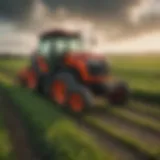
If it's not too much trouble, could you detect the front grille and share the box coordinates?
[87,60,108,76]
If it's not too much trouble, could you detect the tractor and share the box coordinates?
[18,29,130,113]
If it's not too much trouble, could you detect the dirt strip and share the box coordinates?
[0,88,39,160]
[127,105,160,122]
[68,113,149,160]
[94,113,160,149]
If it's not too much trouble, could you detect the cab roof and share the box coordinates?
[40,29,80,39]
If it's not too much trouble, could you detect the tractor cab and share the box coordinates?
[34,29,109,82]
[37,30,85,63]
[35,29,108,77]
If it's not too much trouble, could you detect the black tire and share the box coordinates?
[106,81,130,106]
[67,85,94,114]
[46,72,77,106]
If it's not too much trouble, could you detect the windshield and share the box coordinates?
[39,36,84,56]
[54,37,84,52]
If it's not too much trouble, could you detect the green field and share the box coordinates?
[0,55,160,160]
[109,55,160,104]
[0,105,14,160]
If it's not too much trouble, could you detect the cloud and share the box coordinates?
[44,0,140,25]
[0,0,34,20]
[43,0,160,39]
[0,0,160,40]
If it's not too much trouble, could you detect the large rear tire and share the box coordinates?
[48,72,76,107]
[67,85,94,114]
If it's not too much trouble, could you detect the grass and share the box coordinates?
[0,59,28,72]
[85,116,160,159]
[0,56,160,160]
[0,72,112,160]
[109,108,160,133]
[0,106,14,160]
[128,101,160,120]
[0,74,15,160]
[109,55,160,104]
[129,101,160,114]
[109,55,160,71]
[0,72,13,84]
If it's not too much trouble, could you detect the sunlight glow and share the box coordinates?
[0,0,160,54]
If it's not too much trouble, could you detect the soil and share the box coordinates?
[0,89,39,160]
[95,113,160,148]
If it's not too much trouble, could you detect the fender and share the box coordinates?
[64,55,106,83]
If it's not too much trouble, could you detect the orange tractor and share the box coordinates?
[18,29,130,113]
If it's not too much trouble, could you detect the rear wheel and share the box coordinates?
[49,72,76,106]
[67,85,94,114]
[51,80,67,105]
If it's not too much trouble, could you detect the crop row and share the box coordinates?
[0,65,160,159]
[0,94,15,160]
[0,73,110,160]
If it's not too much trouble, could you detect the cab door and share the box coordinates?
[35,38,52,74]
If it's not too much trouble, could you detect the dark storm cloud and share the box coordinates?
[0,0,140,21]
[0,0,141,31]
[0,0,33,20]
[109,14,160,41]
[43,0,140,24]
[0,0,160,40]
[43,0,160,39]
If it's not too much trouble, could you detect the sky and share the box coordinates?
[0,0,160,54]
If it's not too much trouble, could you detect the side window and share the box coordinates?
[38,39,51,57]
[68,39,81,51]
[52,38,67,55]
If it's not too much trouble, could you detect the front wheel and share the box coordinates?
[106,81,130,106]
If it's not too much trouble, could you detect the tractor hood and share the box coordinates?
[65,51,109,78]
[67,52,105,61]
